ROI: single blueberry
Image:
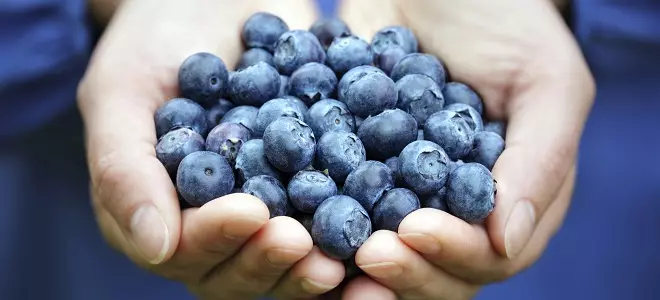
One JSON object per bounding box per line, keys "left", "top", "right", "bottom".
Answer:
{"left": 309, "top": 18, "right": 352, "bottom": 50}
{"left": 465, "top": 131, "right": 505, "bottom": 170}
{"left": 446, "top": 163, "right": 496, "bottom": 222}
{"left": 421, "top": 187, "right": 448, "bottom": 211}
{"left": 312, "top": 195, "right": 372, "bottom": 260}
{"left": 293, "top": 211, "right": 314, "bottom": 234}
{"left": 288, "top": 170, "right": 338, "bottom": 213}
{"left": 178, "top": 52, "right": 230, "bottom": 107}
{"left": 343, "top": 160, "right": 394, "bottom": 213}
{"left": 398, "top": 140, "right": 450, "bottom": 196}
{"left": 337, "top": 66, "right": 384, "bottom": 101}
{"left": 357, "top": 109, "right": 417, "bottom": 160}
{"left": 372, "top": 188, "right": 420, "bottom": 232}
{"left": 424, "top": 110, "right": 476, "bottom": 160}
{"left": 229, "top": 61, "right": 281, "bottom": 107}
{"left": 326, "top": 34, "right": 374, "bottom": 76}
{"left": 176, "top": 151, "right": 235, "bottom": 207}
{"left": 241, "top": 12, "right": 289, "bottom": 52}
{"left": 315, "top": 130, "right": 366, "bottom": 184}
{"left": 156, "top": 128, "right": 205, "bottom": 177}
{"left": 155, "top": 98, "right": 209, "bottom": 138}
{"left": 206, "top": 99, "right": 235, "bottom": 127}
{"left": 371, "top": 25, "right": 418, "bottom": 55}
{"left": 390, "top": 53, "right": 447, "bottom": 88}
{"left": 484, "top": 121, "right": 507, "bottom": 139}
{"left": 305, "top": 99, "right": 355, "bottom": 138}
{"left": 444, "top": 103, "right": 484, "bottom": 131}
{"left": 384, "top": 156, "right": 405, "bottom": 187}
{"left": 205, "top": 122, "right": 251, "bottom": 167}
{"left": 236, "top": 48, "right": 275, "bottom": 71}
{"left": 278, "top": 75, "right": 289, "bottom": 97}
{"left": 354, "top": 116, "right": 364, "bottom": 130}
{"left": 396, "top": 74, "right": 445, "bottom": 127}
{"left": 235, "top": 139, "right": 283, "bottom": 185}
{"left": 242, "top": 175, "right": 292, "bottom": 218}
{"left": 375, "top": 46, "right": 407, "bottom": 75}
{"left": 220, "top": 105, "right": 259, "bottom": 134}
{"left": 443, "top": 82, "right": 484, "bottom": 115}
{"left": 338, "top": 69, "right": 397, "bottom": 117}
{"left": 273, "top": 30, "right": 326, "bottom": 75}
{"left": 263, "top": 117, "right": 316, "bottom": 173}
{"left": 255, "top": 97, "right": 309, "bottom": 137}
{"left": 287, "top": 62, "right": 337, "bottom": 106}
{"left": 417, "top": 129, "right": 424, "bottom": 140}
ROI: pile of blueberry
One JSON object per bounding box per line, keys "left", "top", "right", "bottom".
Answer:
{"left": 154, "top": 12, "right": 506, "bottom": 262}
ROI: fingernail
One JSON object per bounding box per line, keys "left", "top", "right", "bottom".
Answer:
{"left": 130, "top": 204, "right": 170, "bottom": 264}
{"left": 359, "top": 262, "right": 403, "bottom": 280}
{"left": 266, "top": 248, "right": 308, "bottom": 268}
{"left": 399, "top": 233, "right": 441, "bottom": 255}
{"left": 301, "top": 278, "right": 335, "bottom": 294}
{"left": 504, "top": 200, "right": 536, "bottom": 259}
{"left": 222, "top": 216, "right": 266, "bottom": 240}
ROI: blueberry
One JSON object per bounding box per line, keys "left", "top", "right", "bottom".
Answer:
{"left": 263, "top": 117, "right": 316, "bottom": 173}
{"left": 241, "top": 12, "right": 289, "bottom": 52}
{"left": 176, "top": 151, "right": 235, "bottom": 207}
{"left": 326, "top": 34, "right": 374, "bottom": 76}
{"left": 178, "top": 52, "right": 230, "bottom": 107}
{"left": 242, "top": 175, "right": 292, "bottom": 218}
{"left": 236, "top": 48, "right": 274, "bottom": 71}
{"left": 287, "top": 62, "right": 337, "bottom": 106}
{"left": 421, "top": 187, "right": 448, "bottom": 211}
{"left": 155, "top": 98, "right": 209, "bottom": 138}
{"left": 396, "top": 74, "right": 445, "bottom": 127}
{"left": 424, "top": 110, "right": 476, "bottom": 160}
{"left": 338, "top": 69, "right": 397, "bottom": 117}
{"left": 372, "top": 188, "right": 420, "bottom": 232}
{"left": 390, "top": 53, "right": 447, "bottom": 87}
{"left": 278, "top": 75, "right": 289, "bottom": 97}
{"left": 354, "top": 116, "right": 364, "bottom": 130}
{"left": 206, "top": 99, "right": 235, "bottom": 127}
{"left": 305, "top": 99, "right": 355, "bottom": 138}
{"left": 450, "top": 159, "right": 465, "bottom": 173}
{"left": 293, "top": 211, "right": 314, "bottom": 234}
{"left": 220, "top": 105, "right": 259, "bottom": 134}
{"left": 156, "top": 128, "right": 205, "bottom": 177}
{"left": 337, "top": 66, "right": 384, "bottom": 101}
{"left": 312, "top": 195, "right": 372, "bottom": 260}
{"left": 229, "top": 61, "right": 281, "bottom": 107}
{"left": 384, "top": 156, "right": 405, "bottom": 187}
{"left": 417, "top": 129, "right": 424, "bottom": 140}
{"left": 205, "top": 123, "right": 251, "bottom": 167}
{"left": 273, "top": 30, "right": 326, "bottom": 75}
{"left": 255, "top": 97, "right": 309, "bottom": 137}
{"left": 315, "top": 131, "right": 366, "bottom": 183}
{"left": 371, "top": 25, "right": 418, "bottom": 55}
{"left": 343, "top": 160, "right": 394, "bottom": 213}
{"left": 446, "top": 163, "right": 496, "bottom": 222}
{"left": 309, "top": 18, "right": 351, "bottom": 50}
{"left": 288, "top": 170, "right": 338, "bottom": 213}
{"left": 398, "top": 140, "right": 450, "bottom": 196}
{"left": 465, "top": 131, "right": 505, "bottom": 170}
{"left": 357, "top": 109, "right": 417, "bottom": 160}
{"left": 444, "top": 103, "right": 484, "bottom": 131}
{"left": 484, "top": 121, "right": 507, "bottom": 139}
{"left": 235, "top": 139, "right": 283, "bottom": 184}
{"left": 443, "top": 82, "right": 484, "bottom": 115}
{"left": 375, "top": 46, "right": 407, "bottom": 76}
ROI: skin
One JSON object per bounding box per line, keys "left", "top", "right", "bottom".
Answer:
{"left": 338, "top": 0, "right": 594, "bottom": 298}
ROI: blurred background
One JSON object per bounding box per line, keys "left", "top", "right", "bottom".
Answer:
{"left": 1, "top": 0, "right": 659, "bottom": 299}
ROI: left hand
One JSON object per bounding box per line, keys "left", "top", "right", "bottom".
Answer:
{"left": 336, "top": 0, "right": 595, "bottom": 298}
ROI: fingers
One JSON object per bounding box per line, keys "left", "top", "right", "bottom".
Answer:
{"left": 337, "top": 0, "right": 401, "bottom": 40}
{"left": 199, "top": 216, "right": 313, "bottom": 299}
{"left": 355, "top": 231, "right": 478, "bottom": 299}
{"left": 255, "top": 0, "right": 320, "bottom": 30}
{"left": 342, "top": 276, "right": 397, "bottom": 300}
{"left": 397, "top": 166, "right": 576, "bottom": 283}
{"left": 269, "top": 247, "right": 345, "bottom": 299}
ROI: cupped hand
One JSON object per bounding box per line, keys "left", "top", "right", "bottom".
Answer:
{"left": 338, "top": 0, "right": 595, "bottom": 298}
{"left": 77, "top": 0, "right": 347, "bottom": 298}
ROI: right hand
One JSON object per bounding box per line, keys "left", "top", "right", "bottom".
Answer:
{"left": 77, "top": 1, "right": 346, "bottom": 298}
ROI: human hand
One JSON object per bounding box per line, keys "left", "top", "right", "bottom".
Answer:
{"left": 77, "top": 1, "right": 348, "bottom": 299}
{"left": 337, "top": 0, "right": 595, "bottom": 298}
